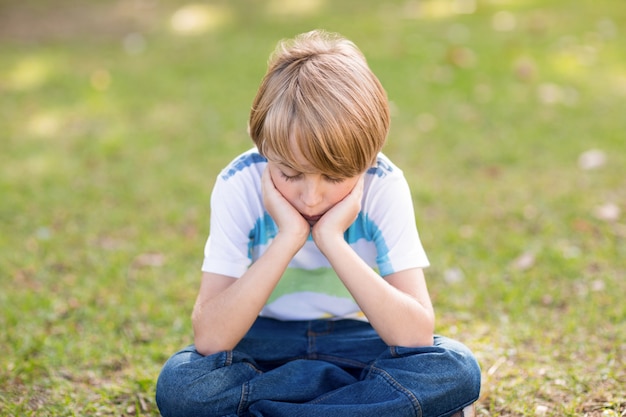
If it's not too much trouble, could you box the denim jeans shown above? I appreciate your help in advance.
[156,317,480,417]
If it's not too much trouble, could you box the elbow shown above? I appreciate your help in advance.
[193,332,213,356]
[192,317,233,356]
[193,330,234,357]
[383,330,434,348]
[403,326,435,348]
[191,307,246,356]
[413,305,436,347]
[390,312,435,348]
[194,340,223,357]
[414,328,435,347]
[417,311,436,346]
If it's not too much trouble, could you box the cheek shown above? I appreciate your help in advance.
[272,177,298,203]
[328,184,354,204]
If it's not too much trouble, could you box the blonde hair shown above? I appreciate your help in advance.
[249,30,390,178]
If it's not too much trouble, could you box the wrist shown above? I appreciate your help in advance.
[312,229,346,256]
[274,228,309,251]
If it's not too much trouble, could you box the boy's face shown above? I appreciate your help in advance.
[266,158,361,227]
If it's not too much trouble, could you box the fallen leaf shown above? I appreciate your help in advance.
[133,252,165,267]
[444,267,465,284]
[594,202,620,222]
[591,279,606,292]
[512,251,536,271]
[578,149,606,170]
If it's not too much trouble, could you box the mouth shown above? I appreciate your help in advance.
[301,213,322,225]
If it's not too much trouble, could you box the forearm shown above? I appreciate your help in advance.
[192,233,304,355]
[320,239,434,347]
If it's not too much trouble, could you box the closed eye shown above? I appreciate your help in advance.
[280,171,303,182]
[323,175,345,184]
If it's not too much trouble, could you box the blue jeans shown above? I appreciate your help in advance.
[156,318,480,417]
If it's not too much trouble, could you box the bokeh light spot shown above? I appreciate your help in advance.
[492,11,516,31]
[402,0,476,19]
[7,57,51,91]
[27,112,63,138]
[266,0,325,16]
[170,3,233,35]
[452,0,476,14]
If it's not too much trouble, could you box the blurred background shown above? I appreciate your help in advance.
[1,0,624,415]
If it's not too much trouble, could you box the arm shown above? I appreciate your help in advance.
[312,177,435,347]
[192,232,302,356]
[192,168,310,356]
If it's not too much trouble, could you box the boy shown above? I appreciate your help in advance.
[156,30,481,417]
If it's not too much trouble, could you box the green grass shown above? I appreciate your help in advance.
[1,0,625,415]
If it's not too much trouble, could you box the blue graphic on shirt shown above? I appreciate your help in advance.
[248,212,277,258]
[247,211,391,274]
[368,158,393,177]
[345,212,392,275]
[222,153,267,181]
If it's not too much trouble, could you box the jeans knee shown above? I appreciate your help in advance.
[444,339,482,400]
[156,365,219,417]
[156,349,263,417]
[460,354,481,400]
[155,366,183,417]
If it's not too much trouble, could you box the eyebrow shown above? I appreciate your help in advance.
[277,161,299,171]
[277,160,318,174]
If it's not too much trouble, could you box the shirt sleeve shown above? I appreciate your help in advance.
[363,158,429,276]
[202,153,266,277]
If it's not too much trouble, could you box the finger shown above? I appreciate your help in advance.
[354,174,365,195]
[261,166,279,200]
[262,166,272,188]
[346,174,365,203]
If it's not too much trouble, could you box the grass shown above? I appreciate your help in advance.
[1,0,625,415]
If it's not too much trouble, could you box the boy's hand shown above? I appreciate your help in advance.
[312,175,364,249]
[262,167,310,245]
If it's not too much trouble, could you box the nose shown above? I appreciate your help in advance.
[301,177,323,207]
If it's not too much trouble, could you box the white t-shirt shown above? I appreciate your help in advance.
[202,148,429,321]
